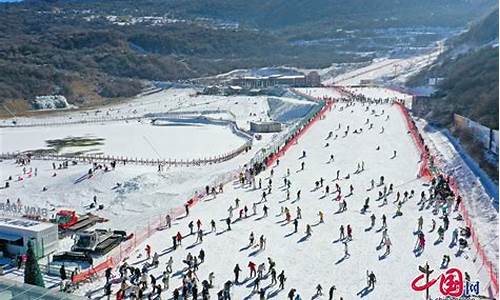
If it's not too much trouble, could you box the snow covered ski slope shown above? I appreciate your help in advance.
[80,92,495,299]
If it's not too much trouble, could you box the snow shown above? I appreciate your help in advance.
[0,120,246,160]
[294,88,343,100]
[416,119,499,276]
[0,89,316,235]
[0,69,497,300]
[324,46,441,86]
[75,96,493,299]
[347,87,412,102]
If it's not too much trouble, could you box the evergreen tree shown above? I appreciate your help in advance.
[24,240,45,288]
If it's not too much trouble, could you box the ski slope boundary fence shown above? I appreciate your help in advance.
[71,95,333,284]
[264,100,334,167]
[397,103,499,296]
[1,114,254,167]
[394,102,432,180]
[449,176,499,297]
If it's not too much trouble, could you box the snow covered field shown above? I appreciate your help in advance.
[1,120,246,159]
[324,48,441,86]
[0,89,317,232]
[75,95,494,299]
[0,89,315,131]
[294,88,343,100]
[0,76,497,299]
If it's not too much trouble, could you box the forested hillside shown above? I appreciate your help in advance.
[0,0,495,110]
[407,8,499,129]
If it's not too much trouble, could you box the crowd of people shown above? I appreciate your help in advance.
[5,90,474,300]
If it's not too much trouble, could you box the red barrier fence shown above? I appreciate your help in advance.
[71,170,239,284]
[448,176,499,296]
[72,257,113,283]
[394,102,432,180]
[395,101,498,296]
[266,100,334,167]
[70,102,335,284]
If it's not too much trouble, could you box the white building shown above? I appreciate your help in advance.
[0,217,58,259]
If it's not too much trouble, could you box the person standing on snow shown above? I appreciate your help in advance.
[249,232,255,245]
[233,264,241,283]
[316,284,323,296]
[306,224,312,237]
[339,225,345,240]
[278,271,286,289]
[296,206,302,219]
[211,219,216,232]
[248,261,257,278]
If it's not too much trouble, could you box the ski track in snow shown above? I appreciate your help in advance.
[73,96,494,299]
[0,83,497,299]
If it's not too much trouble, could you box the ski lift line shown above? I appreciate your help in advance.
[2,103,16,118]
[142,135,162,160]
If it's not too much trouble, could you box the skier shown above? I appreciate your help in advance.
[259,288,266,300]
[199,249,205,263]
[383,237,392,256]
[417,216,423,231]
[367,271,376,289]
[293,218,299,233]
[316,284,323,296]
[249,232,255,245]
[346,225,352,240]
[306,224,312,237]
[257,263,266,279]
[450,228,459,246]
[233,264,241,283]
[296,206,302,219]
[248,261,257,277]
[339,225,345,240]
[166,214,172,228]
[196,229,203,243]
[441,255,451,269]
[189,221,194,235]
[362,197,370,213]
[259,235,266,250]
[278,271,286,289]
[318,211,324,223]
[437,226,445,242]
[211,219,216,232]
[370,214,376,228]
